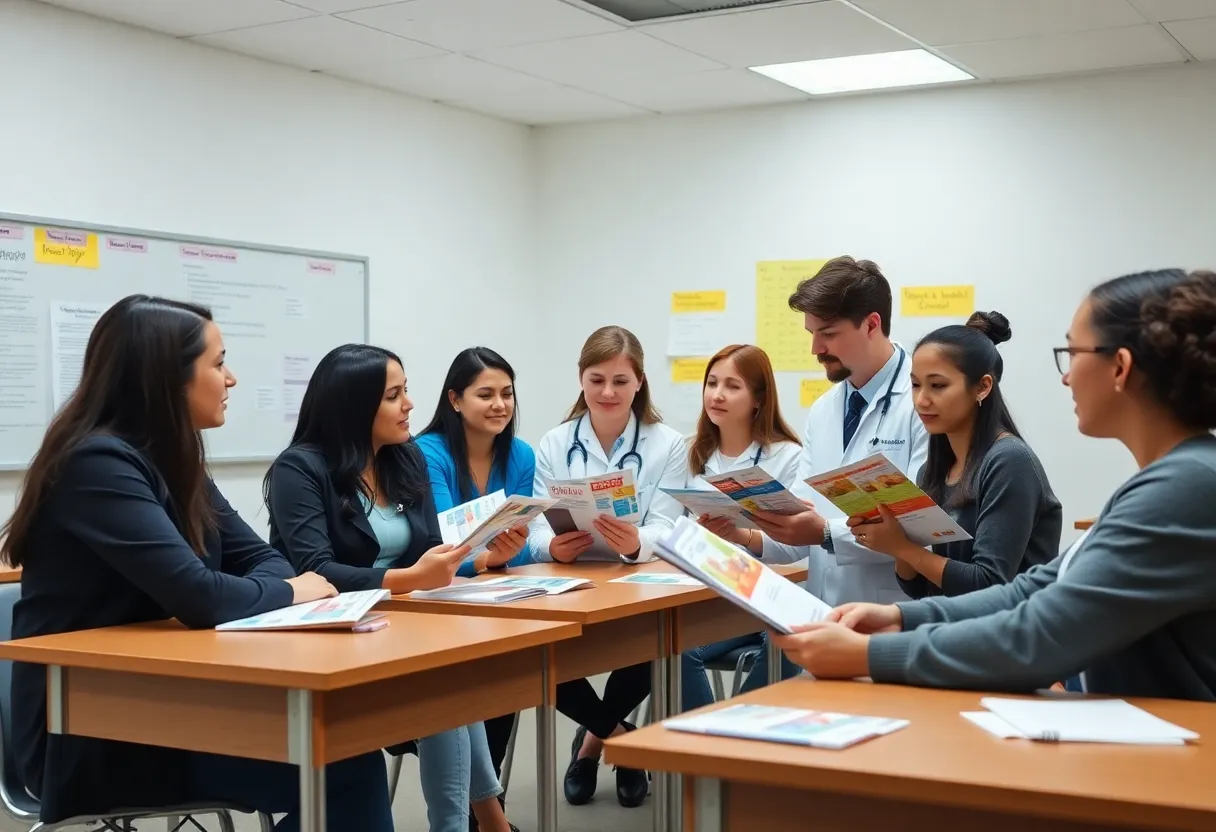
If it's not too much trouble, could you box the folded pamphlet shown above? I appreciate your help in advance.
[216,589,390,632]
[475,575,593,595]
[804,453,971,547]
[408,583,549,604]
[608,573,705,587]
[969,698,1199,745]
[653,515,830,634]
[439,492,557,555]
[438,490,507,547]
[665,704,909,750]
[666,465,810,531]
[543,470,641,561]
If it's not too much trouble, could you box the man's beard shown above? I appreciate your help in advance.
[820,355,852,383]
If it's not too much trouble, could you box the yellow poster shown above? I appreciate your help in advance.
[800,378,834,408]
[670,357,709,384]
[901,285,974,317]
[671,290,726,313]
[755,259,826,372]
[34,228,99,269]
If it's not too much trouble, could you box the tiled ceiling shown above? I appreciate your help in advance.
[35,0,1216,125]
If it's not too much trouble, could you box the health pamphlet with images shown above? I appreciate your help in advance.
[438,492,557,555]
[216,589,391,632]
[654,515,830,634]
[542,469,641,561]
[608,573,704,587]
[804,453,972,547]
[439,490,506,547]
[665,704,909,750]
[662,465,807,530]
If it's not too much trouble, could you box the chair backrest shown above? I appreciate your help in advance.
[0,583,31,807]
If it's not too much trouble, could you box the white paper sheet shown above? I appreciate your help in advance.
[49,300,106,411]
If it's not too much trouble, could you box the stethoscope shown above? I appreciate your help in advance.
[566,412,643,471]
[849,346,906,448]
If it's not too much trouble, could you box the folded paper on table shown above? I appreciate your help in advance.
[543,469,641,561]
[665,704,909,750]
[608,573,704,587]
[217,589,390,632]
[974,698,1199,745]
[440,492,557,555]
[804,453,971,546]
[654,515,829,634]
[475,575,593,595]
[663,465,806,530]
[408,583,549,604]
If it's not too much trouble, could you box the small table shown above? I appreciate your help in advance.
[0,566,21,584]
[0,612,581,832]
[605,678,1216,831]
[1075,518,1095,530]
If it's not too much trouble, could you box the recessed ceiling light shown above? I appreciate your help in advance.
[750,49,973,96]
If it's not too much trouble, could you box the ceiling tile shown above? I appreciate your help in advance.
[640,1,916,68]
[1164,16,1216,56]
[329,54,559,101]
[853,0,1147,46]
[1130,0,1216,20]
[339,0,623,52]
[574,68,809,113]
[39,0,316,37]
[448,86,649,125]
[470,30,724,85]
[941,24,1184,78]
[192,15,446,71]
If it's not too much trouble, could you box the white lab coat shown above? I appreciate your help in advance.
[531,411,688,562]
[685,440,802,492]
[763,345,929,606]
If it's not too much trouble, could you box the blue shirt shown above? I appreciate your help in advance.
[414,432,538,576]
[357,492,414,568]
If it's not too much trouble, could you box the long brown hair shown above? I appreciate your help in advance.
[689,345,800,476]
[564,325,662,425]
[1,295,216,568]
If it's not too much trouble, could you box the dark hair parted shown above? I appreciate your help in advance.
[788,256,893,336]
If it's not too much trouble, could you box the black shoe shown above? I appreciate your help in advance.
[563,725,599,805]
[614,722,649,808]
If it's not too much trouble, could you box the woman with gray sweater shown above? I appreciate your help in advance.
[843,311,1062,598]
[774,268,1216,701]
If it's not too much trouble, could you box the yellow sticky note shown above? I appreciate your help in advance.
[800,378,834,408]
[901,285,975,317]
[671,290,726,313]
[34,228,99,269]
[755,259,827,372]
[671,358,709,384]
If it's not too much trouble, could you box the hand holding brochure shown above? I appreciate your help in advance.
[654,515,830,634]
[804,453,971,547]
[216,589,390,632]
[438,490,507,547]
[663,466,807,530]
[543,470,641,562]
[665,704,909,750]
[439,492,557,555]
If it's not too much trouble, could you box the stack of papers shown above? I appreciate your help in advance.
[543,470,641,561]
[437,491,557,555]
[963,698,1199,745]
[661,465,807,530]
[665,704,909,750]
[216,589,390,632]
[608,573,705,587]
[408,575,592,604]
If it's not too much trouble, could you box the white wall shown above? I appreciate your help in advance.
[0,0,538,530]
[533,63,1216,539]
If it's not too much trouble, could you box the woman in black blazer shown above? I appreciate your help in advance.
[0,295,392,830]
[265,343,524,832]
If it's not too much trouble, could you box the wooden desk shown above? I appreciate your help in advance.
[0,612,581,832]
[0,566,21,584]
[1076,518,1095,530]
[605,678,1216,832]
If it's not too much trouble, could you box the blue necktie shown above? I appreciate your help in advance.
[843,390,867,449]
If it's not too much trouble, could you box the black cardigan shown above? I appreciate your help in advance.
[265,443,443,592]
[10,434,296,823]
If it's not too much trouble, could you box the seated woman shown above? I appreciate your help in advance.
[845,312,1062,598]
[264,343,521,832]
[682,344,801,710]
[772,269,1216,700]
[1,295,391,830]
[415,347,536,793]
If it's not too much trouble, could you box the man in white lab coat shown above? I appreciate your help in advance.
[740,255,929,690]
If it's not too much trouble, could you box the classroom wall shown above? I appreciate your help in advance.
[532,62,1216,537]
[0,0,539,530]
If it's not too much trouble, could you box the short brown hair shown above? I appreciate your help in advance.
[788,256,892,336]
[565,325,663,425]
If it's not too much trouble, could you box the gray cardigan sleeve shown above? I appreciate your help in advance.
[868,455,1216,690]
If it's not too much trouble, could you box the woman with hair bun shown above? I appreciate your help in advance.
[770,269,1216,701]
[838,310,1062,598]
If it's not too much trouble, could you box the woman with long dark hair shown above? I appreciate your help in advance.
[1,295,390,830]
[264,344,516,832]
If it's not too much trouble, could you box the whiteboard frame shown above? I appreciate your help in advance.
[0,212,370,470]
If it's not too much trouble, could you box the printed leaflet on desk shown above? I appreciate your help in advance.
[543,470,641,561]
[804,453,971,547]
[665,704,909,750]
[654,515,829,634]
[216,589,390,632]
[662,465,807,530]
[440,492,557,555]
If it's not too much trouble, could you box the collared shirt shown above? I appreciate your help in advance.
[846,345,904,413]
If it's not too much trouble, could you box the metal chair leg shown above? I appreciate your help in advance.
[257,811,276,832]
[215,809,237,832]
[387,752,404,803]
[710,669,726,701]
[730,650,759,698]
[499,713,521,794]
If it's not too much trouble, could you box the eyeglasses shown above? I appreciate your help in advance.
[1053,345,1117,375]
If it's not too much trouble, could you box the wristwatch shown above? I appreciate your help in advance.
[822,521,835,553]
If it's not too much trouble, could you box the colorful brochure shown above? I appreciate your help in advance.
[439,493,557,555]
[474,575,593,595]
[608,573,705,587]
[216,589,390,632]
[663,466,807,529]
[542,469,641,561]
[665,704,909,750]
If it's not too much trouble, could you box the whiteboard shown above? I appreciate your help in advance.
[0,213,368,469]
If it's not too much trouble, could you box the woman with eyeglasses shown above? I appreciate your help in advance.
[769,269,1216,701]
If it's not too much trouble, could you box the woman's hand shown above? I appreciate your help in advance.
[391,544,470,592]
[828,602,904,634]
[285,572,339,605]
[484,524,529,568]
[847,504,913,557]
[549,531,593,563]
[594,515,641,558]
[770,622,871,679]
[698,514,750,547]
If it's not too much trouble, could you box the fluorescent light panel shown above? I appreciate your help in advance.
[750,49,972,96]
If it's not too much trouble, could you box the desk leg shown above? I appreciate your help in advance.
[693,778,723,832]
[766,633,782,685]
[666,630,683,832]
[651,612,672,832]
[288,690,326,832]
[536,648,558,832]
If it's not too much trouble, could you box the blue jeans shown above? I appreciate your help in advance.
[417,721,503,832]
[738,630,802,694]
[681,633,765,712]
[188,749,393,832]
